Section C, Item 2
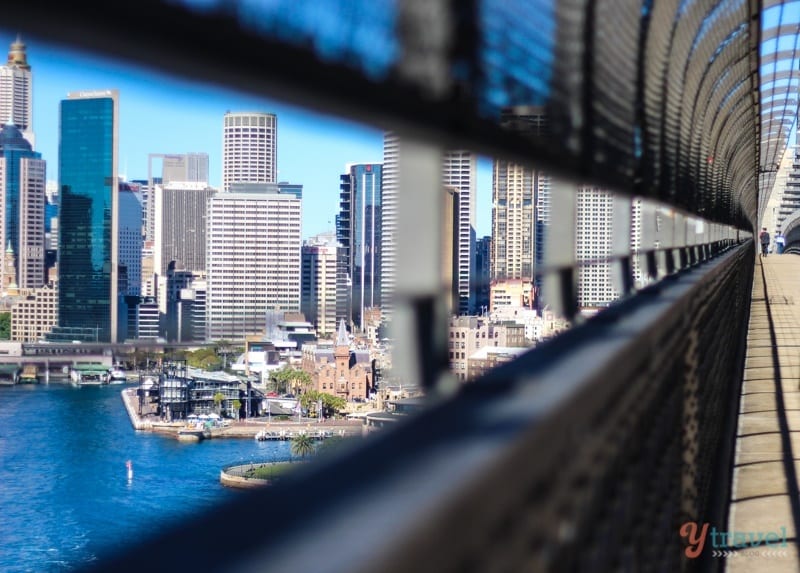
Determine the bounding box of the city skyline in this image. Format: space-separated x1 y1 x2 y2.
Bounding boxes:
5 32 494 240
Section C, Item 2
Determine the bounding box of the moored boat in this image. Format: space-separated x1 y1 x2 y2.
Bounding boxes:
107 368 127 384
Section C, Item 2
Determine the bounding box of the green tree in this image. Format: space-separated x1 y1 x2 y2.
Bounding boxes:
300 391 347 419
187 348 222 371
290 433 315 458
213 392 225 415
232 399 241 420
269 366 310 395
0 312 12 340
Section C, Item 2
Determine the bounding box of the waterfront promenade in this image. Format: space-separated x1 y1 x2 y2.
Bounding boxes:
727 253 800 571
120 387 364 440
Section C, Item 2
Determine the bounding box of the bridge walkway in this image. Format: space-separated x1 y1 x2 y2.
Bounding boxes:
728 253 800 571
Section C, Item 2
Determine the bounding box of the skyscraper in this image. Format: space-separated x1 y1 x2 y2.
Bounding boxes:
491 106 548 282
301 232 347 336
338 162 382 330
380 133 475 319
206 188 301 340
443 150 476 315
144 152 209 242
51 89 119 343
575 187 618 308
0 121 45 289
490 106 550 310
118 182 142 296
222 111 277 191
0 37 33 147
380 133 399 319
153 181 216 275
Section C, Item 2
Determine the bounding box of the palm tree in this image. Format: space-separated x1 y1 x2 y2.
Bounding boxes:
291 433 315 459
213 392 225 415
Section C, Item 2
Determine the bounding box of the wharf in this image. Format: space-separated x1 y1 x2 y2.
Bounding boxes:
120 387 365 440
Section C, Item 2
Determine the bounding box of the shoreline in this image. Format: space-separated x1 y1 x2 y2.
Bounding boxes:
120 387 365 440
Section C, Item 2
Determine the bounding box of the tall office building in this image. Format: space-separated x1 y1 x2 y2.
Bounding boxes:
338 163 382 330
51 89 120 342
0 121 45 289
118 182 142 296
473 235 491 314
491 106 549 282
222 111 277 191
0 37 33 147
490 106 550 310
380 133 399 319
301 232 347 336
206 189 301 340
153 181 216 275
443 150 477 316
575 187 627 309
380 133 475 318
144 152 209 241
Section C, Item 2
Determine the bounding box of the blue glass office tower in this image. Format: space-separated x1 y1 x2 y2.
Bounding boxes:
338 163 382 331
53 90 119 342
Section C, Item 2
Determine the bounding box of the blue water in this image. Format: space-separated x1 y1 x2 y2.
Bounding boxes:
0 383 292 572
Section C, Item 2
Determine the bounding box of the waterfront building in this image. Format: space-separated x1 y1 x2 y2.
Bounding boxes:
222 111 277 191
153 180 216 276
205 188 301 341
118 182 142 297
301 232 347 337
0 37 33 147
0 121 45 289
50 89 120 343
301 320 373 402
10 281 57 342
338 162 382 329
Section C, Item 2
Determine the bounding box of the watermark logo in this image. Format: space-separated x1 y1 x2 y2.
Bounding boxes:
679 522 788 559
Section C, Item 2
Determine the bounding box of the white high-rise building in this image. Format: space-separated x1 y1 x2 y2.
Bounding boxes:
301 232 345 336
0 37 33 147
145 152 209 242
380 133 476 318
575 187 618 309
443 150 476 315
222 112 277 191
206 189 301 340
153 181 216 275
380 132 399 318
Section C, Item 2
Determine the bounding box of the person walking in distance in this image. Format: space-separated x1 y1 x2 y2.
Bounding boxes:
759 227 770 257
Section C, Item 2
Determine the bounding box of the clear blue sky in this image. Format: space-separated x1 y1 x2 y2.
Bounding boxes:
5 31 492 240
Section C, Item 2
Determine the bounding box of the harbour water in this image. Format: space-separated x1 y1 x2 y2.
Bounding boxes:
0 383 293 572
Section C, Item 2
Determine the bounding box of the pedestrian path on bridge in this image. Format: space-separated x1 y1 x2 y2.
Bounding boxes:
728 253 800 571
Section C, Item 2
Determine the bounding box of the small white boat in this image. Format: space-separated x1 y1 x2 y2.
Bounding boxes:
107 368 127 384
